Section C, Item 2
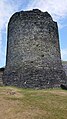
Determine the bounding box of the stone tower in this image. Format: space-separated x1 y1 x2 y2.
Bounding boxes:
3 9 67 88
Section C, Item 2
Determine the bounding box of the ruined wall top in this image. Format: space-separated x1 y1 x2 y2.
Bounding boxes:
9 9 53 23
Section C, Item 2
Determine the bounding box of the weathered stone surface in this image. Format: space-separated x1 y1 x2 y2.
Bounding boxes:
62 62 67 76
0 68 4 86
3 9 67 88
60 84 67 90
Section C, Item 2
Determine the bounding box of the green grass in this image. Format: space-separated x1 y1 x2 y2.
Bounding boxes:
62 61 67 64
0 86 67 119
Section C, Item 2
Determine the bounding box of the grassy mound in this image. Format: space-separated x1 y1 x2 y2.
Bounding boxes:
0 86 67 119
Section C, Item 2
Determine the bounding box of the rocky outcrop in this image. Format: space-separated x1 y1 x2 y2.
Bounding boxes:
3 9 67 88
60 84 67 90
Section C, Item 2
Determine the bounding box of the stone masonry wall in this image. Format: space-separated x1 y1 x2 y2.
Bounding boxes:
3 9 67 88
0 68 4 85
62 63 67 76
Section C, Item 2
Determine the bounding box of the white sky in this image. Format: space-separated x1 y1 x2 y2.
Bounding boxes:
0 0 67 67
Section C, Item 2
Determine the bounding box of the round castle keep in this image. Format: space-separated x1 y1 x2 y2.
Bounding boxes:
3 9 67 88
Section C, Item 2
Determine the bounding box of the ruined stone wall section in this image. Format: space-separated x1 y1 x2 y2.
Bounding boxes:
0 68 4 85
6 10 61 70
3 9 67 88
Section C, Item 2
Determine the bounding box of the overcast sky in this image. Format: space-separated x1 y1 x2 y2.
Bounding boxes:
0 0 67 67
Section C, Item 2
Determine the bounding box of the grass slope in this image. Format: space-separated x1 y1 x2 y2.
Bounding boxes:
0 86 67 119
62 61 67 64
